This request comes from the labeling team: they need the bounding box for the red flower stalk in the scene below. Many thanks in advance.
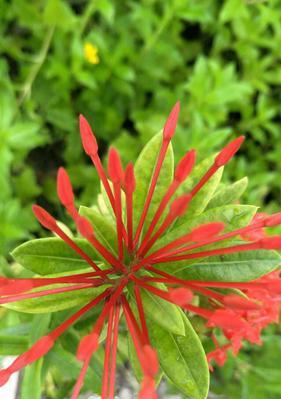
[1,103,281,398]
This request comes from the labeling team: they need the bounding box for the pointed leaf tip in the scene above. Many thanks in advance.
[32,205,57,230]
[108,147,123,183]
[175,149,196,182]
[124,162,136,193]
[79,114,98,156]
[163,101,180,141]
[215,136,245,167]
[57,167,75,208]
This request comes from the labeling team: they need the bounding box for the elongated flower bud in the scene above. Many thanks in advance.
[76,333,99,361]
[259,236,281,249]
[190,222,225,242]
[141,345,159,378]
[264,213,281,227]
[76,216,94,238]
[175,149,196,183]
[79,115,98,156]
[169,288,193,306]
[0,370,11,386]
[222,295,260,310]
[32,205,57,230]
[0,279,34,295]
[124,162,136,193]
[214,136,245,167]
[108,148,123,183]
[163,101,180,141]
[169,194,192,218]
[57,167,75,208]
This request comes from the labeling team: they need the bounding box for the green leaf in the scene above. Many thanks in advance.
[4,284,106,314]
[149,313,209,399]
[176,250,281,282]
[133,132,174,236]
[12,237,103,275]
[174,155,223,226]
[0,334,28,355]
[79,205,117,256]
[207,177,248,209]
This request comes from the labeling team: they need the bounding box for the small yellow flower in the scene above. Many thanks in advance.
[84,42,100,65]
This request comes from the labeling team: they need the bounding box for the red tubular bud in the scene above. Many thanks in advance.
[163,101,180,141]
[32,205,57,230]
[108,147,123,184]
[124,162,136,193]
[214,136,245,167]
[259,236,281,249]
[222,295,260,310]
[76,333,99,361]
[57,167,75,208]
[25,336,54,364]
[141,345,159,377]
[190,222,225,241]
[169,288,193,306]
[175,149,196,183]
[264,213,281,227]
[0,280,34,295]
[76,216,94,238]
[267,280,281,294]
[169,194,192,218]
[138,377,157,399]
[79,115,98,156]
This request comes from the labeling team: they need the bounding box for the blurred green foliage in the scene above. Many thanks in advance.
[0,0,281,397]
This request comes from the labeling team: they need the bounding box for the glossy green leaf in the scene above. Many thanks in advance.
[149,313,209,399]
[207,177,248,209]
[12,237,103,275]
[4,284,106,314]
[79,205,117,256]
[133,132,174,236]
[175,250,281,282]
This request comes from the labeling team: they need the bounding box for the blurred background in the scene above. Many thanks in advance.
[0,0,281,398]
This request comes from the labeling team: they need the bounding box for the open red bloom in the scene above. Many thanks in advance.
[1,103,281,398]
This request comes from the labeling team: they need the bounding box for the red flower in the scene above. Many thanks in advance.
[0,103,281,398]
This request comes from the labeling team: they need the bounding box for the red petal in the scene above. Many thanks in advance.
[215,136,245,167]
[79,115,98,156]
[163,101,180,141]
[175,149,196,182]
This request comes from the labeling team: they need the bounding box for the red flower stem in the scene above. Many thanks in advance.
[138,181,179,254]
[126,189,134,253]
[134,141,170,248]
[150,241,263,264]
[113,183,124,261]
[134,286,150,344]
[148,220,267,261]
[0,283,96,305]
[70,356,91,399]
[87,234,127,273]
[190,164,218,197]
[108,304,121,399]
[101,305,115,399]
[121,296,145,346]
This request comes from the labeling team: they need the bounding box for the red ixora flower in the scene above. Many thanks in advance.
[1,102,281,398]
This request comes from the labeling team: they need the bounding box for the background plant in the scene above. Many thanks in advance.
[0,0,281,398]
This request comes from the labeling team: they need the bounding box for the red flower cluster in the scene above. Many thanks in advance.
[0,103,281,398]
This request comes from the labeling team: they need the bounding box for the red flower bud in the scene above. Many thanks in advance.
[141,345,159,378]
[259,236,281,249]
[76,333,99,362]
[169,194,192,218]
[77,216,94,238]
[32,205,57,230]
[169,287,193,306]
[215,136,245,167]
[124,162,136,193]
[175,149,196,183]
[264,213,281,227]
[108,147,123,183]
[79,115,98,156]
[57,167,75,208]
[190,222,225,241]
[163,101,180,141]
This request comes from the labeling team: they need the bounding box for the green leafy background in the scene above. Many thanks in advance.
[1,0,281,398]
